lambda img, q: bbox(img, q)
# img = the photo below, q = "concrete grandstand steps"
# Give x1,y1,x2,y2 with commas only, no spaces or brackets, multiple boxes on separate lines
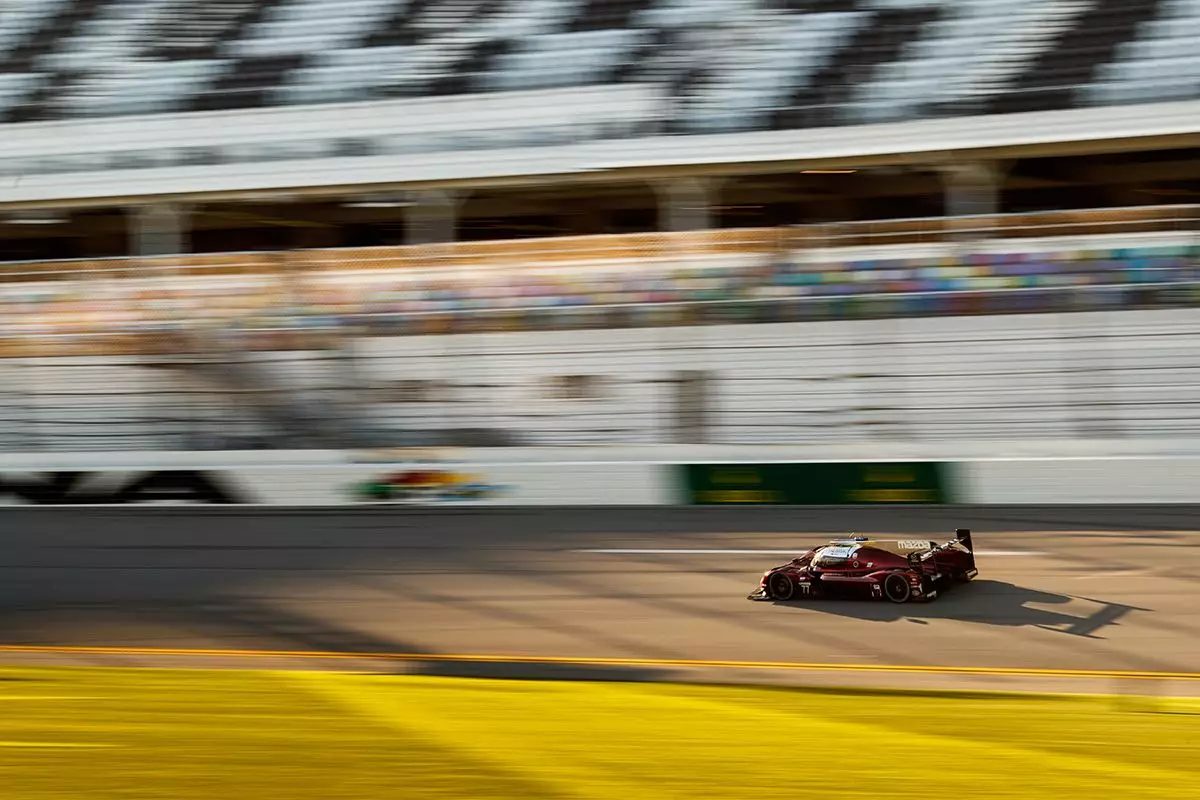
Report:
989,0,1165,115
772,4,941,130
0,363,40,451
188,53,307,112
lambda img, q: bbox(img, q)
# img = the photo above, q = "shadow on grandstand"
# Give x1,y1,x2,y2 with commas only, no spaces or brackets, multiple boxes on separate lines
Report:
766,580,1148,638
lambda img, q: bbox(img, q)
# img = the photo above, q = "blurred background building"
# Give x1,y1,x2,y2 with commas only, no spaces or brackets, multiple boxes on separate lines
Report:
0,0,1196,452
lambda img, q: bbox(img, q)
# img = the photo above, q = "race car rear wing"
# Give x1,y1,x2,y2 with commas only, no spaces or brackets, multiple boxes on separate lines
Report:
956,528,976,571
956,528,973,550
911,528,975,569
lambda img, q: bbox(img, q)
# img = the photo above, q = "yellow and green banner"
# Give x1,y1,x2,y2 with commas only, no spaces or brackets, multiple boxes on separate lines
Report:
682,461,953,505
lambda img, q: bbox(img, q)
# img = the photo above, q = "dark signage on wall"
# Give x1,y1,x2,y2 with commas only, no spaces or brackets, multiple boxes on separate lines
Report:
682,462,952,505
0,470,244,505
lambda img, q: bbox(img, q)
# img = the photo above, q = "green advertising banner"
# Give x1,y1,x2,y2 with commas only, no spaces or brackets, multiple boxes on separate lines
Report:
682,462,953,505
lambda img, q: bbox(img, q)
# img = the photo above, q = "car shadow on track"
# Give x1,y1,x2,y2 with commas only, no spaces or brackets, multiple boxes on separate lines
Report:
762,579,1147,638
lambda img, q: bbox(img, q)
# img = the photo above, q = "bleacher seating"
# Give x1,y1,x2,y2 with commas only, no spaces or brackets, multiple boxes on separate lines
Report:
0,211,1193,451
1,215,1195,358
0,0,1190,127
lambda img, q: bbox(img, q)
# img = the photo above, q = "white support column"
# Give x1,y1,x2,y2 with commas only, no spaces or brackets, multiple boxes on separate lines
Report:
128,202,190,258
404,188,467,438
656,176,713,235
404,189,460,254
654,176,718,444
124,201,201,444
655,175,721,273
937,161,1008,241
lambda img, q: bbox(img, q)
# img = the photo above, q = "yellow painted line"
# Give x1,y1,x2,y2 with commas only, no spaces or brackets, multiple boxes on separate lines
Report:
0,696,104,701
0,741,118,749
0,643,1197,682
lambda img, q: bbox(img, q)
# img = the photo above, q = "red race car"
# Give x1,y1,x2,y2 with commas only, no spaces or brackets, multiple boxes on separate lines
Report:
748,529,978,604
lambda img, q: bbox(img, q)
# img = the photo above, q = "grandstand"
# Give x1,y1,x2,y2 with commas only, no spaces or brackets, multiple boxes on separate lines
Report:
0,0,1196,452
0,0,1197,125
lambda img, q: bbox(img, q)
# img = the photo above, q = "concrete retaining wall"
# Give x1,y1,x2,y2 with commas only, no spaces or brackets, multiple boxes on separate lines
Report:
0,456,1195,506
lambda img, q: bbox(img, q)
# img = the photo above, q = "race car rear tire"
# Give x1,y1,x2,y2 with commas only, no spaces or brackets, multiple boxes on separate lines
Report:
882,573,912,604
767,572,795,601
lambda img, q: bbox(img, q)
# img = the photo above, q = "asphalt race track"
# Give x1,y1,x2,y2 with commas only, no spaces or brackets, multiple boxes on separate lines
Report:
1,505,1198,694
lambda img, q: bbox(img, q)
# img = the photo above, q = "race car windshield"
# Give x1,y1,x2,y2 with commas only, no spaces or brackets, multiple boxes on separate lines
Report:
813,546,858,568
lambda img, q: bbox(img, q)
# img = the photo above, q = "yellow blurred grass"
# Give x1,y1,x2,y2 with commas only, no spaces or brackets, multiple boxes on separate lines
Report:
1,666,1197,799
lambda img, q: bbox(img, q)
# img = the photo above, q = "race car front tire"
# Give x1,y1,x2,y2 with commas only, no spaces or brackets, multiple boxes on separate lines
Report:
767,572,795,601
882,573,912,604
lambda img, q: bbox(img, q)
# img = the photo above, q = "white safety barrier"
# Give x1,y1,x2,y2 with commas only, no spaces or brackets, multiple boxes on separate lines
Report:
0,463,673,506
2,438,1199,470
0,455,1195,506
233,463,671,506
957,458,1200,504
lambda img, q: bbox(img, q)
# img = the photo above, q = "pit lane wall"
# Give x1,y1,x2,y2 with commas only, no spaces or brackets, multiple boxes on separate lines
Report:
0,454,1196,506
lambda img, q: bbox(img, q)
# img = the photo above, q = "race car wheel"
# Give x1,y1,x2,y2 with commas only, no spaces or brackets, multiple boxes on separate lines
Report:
882,573,912,604
767,572,795,601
